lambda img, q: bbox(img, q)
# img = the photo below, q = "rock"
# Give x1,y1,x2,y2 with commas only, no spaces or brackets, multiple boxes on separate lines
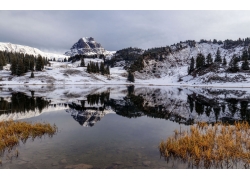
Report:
65,163,93,169
65,37,107,56
142,161,151,166
113,161,122,165
60,159,67,164
40,156,49,160
51,162,59,166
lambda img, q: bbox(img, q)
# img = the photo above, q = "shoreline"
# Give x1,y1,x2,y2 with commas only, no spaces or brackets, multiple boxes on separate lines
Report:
1,83,250,89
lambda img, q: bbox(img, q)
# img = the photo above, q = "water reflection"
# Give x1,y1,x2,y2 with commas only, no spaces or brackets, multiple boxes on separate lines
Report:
1,86,250,169
2,86,250,125
0,92,51,119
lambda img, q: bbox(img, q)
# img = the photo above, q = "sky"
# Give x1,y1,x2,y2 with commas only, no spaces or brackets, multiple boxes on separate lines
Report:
1,10,250,54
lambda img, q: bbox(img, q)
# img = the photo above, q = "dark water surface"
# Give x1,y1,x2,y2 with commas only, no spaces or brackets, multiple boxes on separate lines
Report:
1,110,188,169
1,85,250,169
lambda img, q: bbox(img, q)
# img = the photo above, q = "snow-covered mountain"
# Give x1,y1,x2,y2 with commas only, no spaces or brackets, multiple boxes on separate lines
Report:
0,42,69,61
64,37,114,57
133,40,250,85
66,108,113,127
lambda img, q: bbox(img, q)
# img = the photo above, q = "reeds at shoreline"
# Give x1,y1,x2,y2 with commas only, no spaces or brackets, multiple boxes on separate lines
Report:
0,120,57,154
159,121,250,168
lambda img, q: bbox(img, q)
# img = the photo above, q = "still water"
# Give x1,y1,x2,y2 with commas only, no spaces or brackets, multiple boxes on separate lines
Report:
0,85,250,169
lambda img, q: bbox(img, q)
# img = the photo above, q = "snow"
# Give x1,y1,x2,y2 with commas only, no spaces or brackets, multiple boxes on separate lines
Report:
1,60,250,88
1,41,250,88
0,42,69,61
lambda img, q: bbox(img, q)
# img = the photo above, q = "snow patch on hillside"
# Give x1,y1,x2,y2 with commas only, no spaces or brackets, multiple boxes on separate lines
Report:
0,42,69,61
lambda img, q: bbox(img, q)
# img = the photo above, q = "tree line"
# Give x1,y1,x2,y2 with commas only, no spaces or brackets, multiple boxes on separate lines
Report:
106,47,143,68
68,54,105,63
87,61,110,75
188,48,250,74
0,50,49,76
0,92,50,115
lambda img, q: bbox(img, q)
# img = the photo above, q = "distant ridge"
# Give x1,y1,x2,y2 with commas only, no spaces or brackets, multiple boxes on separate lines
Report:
0,42,68,61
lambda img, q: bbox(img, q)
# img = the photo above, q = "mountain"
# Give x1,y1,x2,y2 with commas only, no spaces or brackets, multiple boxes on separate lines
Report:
0,42,69,61
131,38,250,85
66,108,112,127
64,37,114,57
105,47,144,69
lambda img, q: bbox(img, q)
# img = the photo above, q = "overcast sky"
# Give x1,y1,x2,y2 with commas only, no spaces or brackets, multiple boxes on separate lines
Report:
1,10,250,54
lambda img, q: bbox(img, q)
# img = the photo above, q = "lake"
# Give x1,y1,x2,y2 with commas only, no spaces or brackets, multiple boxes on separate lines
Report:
0,85,250,169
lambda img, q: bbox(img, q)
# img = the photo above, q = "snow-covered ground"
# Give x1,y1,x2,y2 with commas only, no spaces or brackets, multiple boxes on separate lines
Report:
0,42,69,61
1,41,250,88
1,60,250,87
0,59,129,85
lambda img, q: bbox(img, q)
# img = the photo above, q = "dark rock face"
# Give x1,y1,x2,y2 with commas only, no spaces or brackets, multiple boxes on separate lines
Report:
71,37,102,49
65,37,106,56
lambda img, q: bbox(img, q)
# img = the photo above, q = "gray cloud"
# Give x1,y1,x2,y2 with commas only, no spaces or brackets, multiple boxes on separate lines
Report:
1,11,250,54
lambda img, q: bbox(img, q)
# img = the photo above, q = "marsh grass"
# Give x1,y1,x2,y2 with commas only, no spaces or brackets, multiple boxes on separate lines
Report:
159,121,250,168
0,120,57,155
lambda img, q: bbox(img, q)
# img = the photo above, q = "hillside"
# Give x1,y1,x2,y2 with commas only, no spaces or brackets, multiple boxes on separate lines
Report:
131,39,250,86
0,42,69,61
1,37,250,87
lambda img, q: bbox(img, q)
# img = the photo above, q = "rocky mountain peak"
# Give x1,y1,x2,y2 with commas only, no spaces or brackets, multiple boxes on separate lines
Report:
71,37,102,50
65,37,107,56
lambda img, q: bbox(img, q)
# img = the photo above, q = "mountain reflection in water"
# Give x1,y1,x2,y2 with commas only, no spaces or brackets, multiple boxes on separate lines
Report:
1,86,250,125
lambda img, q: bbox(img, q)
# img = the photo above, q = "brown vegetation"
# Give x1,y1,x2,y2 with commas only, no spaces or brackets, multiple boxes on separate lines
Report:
0,120,57,154
159,121,250,168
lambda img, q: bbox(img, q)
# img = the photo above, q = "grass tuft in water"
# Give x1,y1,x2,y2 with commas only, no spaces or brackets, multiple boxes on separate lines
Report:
0,120,57,153
159,121,250,168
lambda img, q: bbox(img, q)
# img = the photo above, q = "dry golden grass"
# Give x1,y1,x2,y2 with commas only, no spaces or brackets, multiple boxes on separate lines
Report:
159,121,250,168
0,120,57,154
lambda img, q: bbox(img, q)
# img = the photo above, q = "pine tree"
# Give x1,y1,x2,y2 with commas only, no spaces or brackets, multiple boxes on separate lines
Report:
241,49,249,70
41,57,45,69
127,71,134,82
80,58,85,67
11,57,17,75
95,62,99,73
91,61,96,73
0,51,6,70
100,62,105,75
215,48,222,63
24,55,30,73
105,66,110,75
36,55,43,71
228,54,239,72
206,53,213,65
29,57,35,71
87,63,90,73
30,71,34,78
196,53,205,69
0,55,3,70
188,57,195,74
16,59,25,76
242,59,250,70
4,50,10,63
222,56,227,66
242,49,248,61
